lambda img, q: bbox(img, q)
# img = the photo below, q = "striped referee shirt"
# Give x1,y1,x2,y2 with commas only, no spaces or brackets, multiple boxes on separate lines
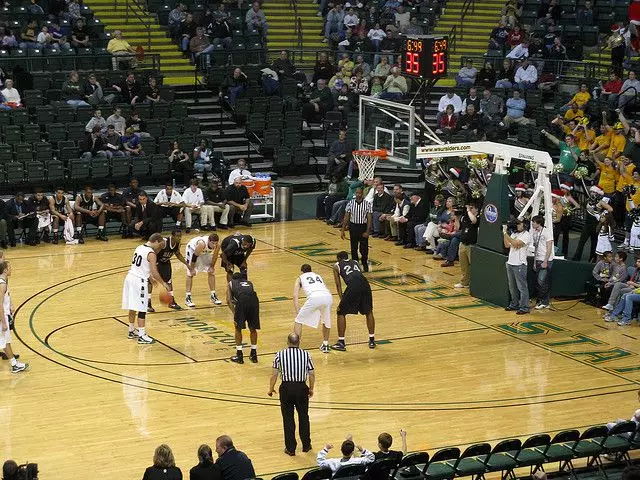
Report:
272,347,314,382
345,199,373,224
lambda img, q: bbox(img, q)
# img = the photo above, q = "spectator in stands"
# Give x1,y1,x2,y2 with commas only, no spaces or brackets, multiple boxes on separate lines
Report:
0,80,21,108
215,436,255,480
475,62,496,90
143,444,182,480
559,83,591,114
65,0,82,22
394,5,410,31
104,124,125,159
353,55,371,79
378,28,400,66
480,88,504,124
372,56,391,81
601,72,623,101
455,58,478,87
220,67,248,106
84,74,115,106
154,183,184,229
317,174,348,220
436,90,462,122
62,71,90,107
538,0,562,23
573,118,596,151
501,90,529,128
615,71,640,110
107,30,136,70
50,21,70,50
85,108,106,133
542,130,580,172
609,121,627,160
338,53,355,78
71,18,91,48
458,104,481,141
462,87,481,112
337,83,357,114
106,106,126,135
506,25,524,49
181,179,209,233
312,52,335,84
213,3,229,21
193,139,213,180
436,104,457,139
208,18,232,50
399,193,427,248
112,72,142,105
228,158,253,185
344,7,359,28
507,40,529,60
142,77,162,104
495,58,515,88
37,25,53,47
121,127,143,156
576,0,594,26
502,0,523,26
324,4,345,43
367,22,386,51
1,30,17,48
317,436,375,474
180,13,198,53
374,430,407,462
379,67,407,100
169,140,193,185
169,3,187,40
489,20,510,52
302,78,333,125
126,111,149,137
372,183,395,237
383,188,410,241
225,176,254,227
191,444,221,480
19,20,39,49
131,191,162,240
326,131,351,178
548,36,567,60
246,1,268,39
272,50,304,83
563,103,584,122
514,58,537,89
29,0,45,15
81,126,108,160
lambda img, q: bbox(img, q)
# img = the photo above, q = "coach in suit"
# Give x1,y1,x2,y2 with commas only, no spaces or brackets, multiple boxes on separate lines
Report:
5,193,37,246
130,191,163,240
399,193,428,248
215,435,255,480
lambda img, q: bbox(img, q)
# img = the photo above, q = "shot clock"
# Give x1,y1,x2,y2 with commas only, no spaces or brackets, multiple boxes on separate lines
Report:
403,36,449,79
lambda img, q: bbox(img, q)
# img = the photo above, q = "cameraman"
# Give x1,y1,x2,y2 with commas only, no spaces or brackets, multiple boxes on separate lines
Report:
503,217,532,314
530,215,554,309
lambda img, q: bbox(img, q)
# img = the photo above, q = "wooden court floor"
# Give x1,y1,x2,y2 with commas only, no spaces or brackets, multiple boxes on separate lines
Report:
2,219,639,480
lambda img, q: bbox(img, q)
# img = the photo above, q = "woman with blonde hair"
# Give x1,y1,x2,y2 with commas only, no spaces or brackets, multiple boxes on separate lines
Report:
143,444,182,480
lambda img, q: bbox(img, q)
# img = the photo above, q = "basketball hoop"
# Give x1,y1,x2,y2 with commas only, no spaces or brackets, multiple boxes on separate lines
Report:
352,149,387,181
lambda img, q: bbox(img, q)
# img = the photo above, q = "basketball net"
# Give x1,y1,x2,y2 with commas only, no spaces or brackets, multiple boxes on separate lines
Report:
352,149,387,181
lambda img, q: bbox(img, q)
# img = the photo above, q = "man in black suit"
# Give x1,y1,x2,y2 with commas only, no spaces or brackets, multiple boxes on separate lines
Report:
397,193,428,248
215,435,255,480
0,199,9,249
5,193,38,246
130,191,163,240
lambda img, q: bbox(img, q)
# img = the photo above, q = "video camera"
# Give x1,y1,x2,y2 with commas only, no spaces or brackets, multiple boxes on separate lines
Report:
622,184,637,198
16,464,38,480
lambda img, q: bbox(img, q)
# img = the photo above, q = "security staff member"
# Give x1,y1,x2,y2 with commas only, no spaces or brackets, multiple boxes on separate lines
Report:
340,187,372,272
268,333,315,457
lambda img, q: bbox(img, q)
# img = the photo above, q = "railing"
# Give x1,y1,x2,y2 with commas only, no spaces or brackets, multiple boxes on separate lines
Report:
448,0,475,52
288,0,304,63
115,0,153,51
0,52,161,74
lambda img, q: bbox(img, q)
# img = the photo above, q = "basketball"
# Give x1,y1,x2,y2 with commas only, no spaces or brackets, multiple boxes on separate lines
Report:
159,291,172,305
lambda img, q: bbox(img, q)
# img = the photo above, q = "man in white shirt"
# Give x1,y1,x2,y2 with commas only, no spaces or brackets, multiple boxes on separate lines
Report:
154,183,185,229
436,90,462,123
394,5,410,31
506,41,530,60
182,179,216,233
317,435,375,474
514,57,538,89
1,79,21,107
228,158,254,185
503,217,532,314
530,214,554,309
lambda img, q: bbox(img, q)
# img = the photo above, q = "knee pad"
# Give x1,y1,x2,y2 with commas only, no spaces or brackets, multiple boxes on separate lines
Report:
138,311,146,320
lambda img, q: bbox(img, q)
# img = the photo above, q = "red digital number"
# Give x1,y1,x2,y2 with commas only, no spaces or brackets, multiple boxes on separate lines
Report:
431,52,446,75
405,52,420,75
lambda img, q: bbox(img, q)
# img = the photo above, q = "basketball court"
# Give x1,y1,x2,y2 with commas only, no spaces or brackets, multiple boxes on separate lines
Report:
2,219,639,479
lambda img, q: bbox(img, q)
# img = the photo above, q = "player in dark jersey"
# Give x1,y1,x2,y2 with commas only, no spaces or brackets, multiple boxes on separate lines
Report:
332,251,375,351
147,229,188,311
227,272,260,364
220,234,255,281
74,185,108,243
49,187,74,245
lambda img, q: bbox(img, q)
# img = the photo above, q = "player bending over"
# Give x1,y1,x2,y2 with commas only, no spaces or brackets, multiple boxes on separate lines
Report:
227,272,260,364
293,264,333,353
122,233,170,344
220,233,255,282
332,251,376,351
148,229,188,311
185,233,222,308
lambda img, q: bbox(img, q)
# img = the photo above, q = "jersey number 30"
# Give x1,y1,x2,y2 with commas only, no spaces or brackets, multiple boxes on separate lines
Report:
132,253,143,267
306,276,323,284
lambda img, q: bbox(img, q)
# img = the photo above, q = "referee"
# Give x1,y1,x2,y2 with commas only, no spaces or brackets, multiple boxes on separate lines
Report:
268,333,315,456
341,187,373,272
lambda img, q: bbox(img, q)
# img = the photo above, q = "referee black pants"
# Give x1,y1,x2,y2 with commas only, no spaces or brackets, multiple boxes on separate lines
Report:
279,381,311,452
349,222,369,267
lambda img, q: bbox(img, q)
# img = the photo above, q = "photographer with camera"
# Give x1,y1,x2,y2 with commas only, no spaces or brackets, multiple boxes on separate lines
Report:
503,217,532,314
2,460,38,480
530,215,554,309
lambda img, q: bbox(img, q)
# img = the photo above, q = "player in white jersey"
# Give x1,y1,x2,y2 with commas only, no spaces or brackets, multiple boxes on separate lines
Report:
122,233,170,344
0,261,27,372
293,264,333,353
185,233,222,307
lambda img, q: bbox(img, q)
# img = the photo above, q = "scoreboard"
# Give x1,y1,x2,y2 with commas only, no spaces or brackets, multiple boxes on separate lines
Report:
403,36,449,79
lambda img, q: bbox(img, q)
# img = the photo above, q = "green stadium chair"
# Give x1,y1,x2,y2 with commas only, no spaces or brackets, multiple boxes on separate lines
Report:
75,107,93,124
34,142,53,162
44,48,63,72
56,106,76,123
544,430,579,476
234,98,251,120
46,123,67,143
152,102,170,119
454,444,491,480
209,43,228,66
91,157,110,179
485,440,521,480
284,111,302,130
272,473,298,480
582,26,599,46
135,104,152,120
246,42,264,65
131,156,149,177
268,97,283,113
262,129,281,150
5,162,24,184
140,136,157,155
11,110,29,126
602,421,636,464
170,101,188,118
283,129,301,147
45,88,62,103
0,143,11,164
252,98,268,114
66,123,86,142
145,120,163,138
247,113,265,136
93,47,111,70
15,150,33,164
86,18,106,38
69,158,90,180
60,49,77,71
512,435,550,476
364,458,398,480
300,467,332,480
392,452,429,479
333,465,366,479
157,4,171,24
0,110,10,128
46,159,65,182
27,48,45,72
158,136,173,155
231,42,246,65
177,134,194,148
111,156,131,177
23,125,41,144
12,5,28,23
3,126,21,144
26,160,45,183
159,86,175,102
273,146,292,169
266,111,284,129
23,89,44,108
115,103,132,118
163,119,181,136
9,49,27,71
0,49,9,72
425,448,460,480
60,147,79,163
35,106,53,126
150,154,168,177
182,117,200,135
293,147,309,167
517,124,530,144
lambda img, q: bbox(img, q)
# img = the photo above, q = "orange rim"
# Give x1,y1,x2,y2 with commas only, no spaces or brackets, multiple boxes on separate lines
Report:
352,149,387,159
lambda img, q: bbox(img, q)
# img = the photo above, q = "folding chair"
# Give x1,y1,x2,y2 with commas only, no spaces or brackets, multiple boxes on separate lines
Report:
454,444,491,480
602,421,637,465
544,430,580,476
392,452,429,480
512,434,550,476
425,448,460,480
272,473,298,480
300,468,332,480
571,426,608,477
334,464,367,479
484,440,521,480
